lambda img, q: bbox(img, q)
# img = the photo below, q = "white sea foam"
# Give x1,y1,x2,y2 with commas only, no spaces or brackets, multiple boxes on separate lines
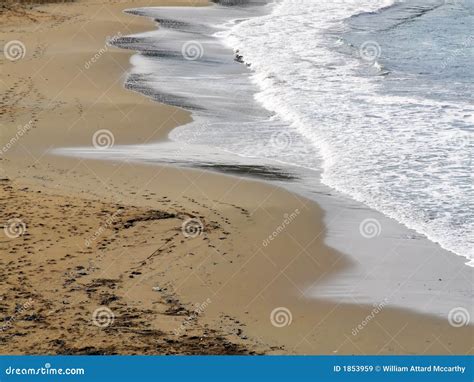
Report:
221,0,474,264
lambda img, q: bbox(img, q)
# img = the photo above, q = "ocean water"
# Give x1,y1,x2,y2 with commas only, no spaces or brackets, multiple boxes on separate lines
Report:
165,0,473,264
220,0,473,264
59,0,473,266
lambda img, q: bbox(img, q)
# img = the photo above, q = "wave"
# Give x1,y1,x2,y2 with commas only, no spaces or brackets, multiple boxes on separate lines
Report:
98,0,473,266
347,0,445,32
222,0,474,264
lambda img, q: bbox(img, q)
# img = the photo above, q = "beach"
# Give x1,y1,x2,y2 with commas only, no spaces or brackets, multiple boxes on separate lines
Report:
0,0,472,355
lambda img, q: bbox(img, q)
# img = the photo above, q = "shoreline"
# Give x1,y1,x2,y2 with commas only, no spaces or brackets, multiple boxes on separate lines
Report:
53,0,473,321
1,0,472,355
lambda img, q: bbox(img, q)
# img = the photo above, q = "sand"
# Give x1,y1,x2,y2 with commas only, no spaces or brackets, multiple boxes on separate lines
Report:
0,0,472,355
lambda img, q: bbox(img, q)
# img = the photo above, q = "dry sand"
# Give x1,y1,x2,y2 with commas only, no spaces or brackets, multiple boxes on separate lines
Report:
0,0,472,354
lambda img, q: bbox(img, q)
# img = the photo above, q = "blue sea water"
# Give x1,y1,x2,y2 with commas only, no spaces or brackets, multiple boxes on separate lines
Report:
221,0,473,263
